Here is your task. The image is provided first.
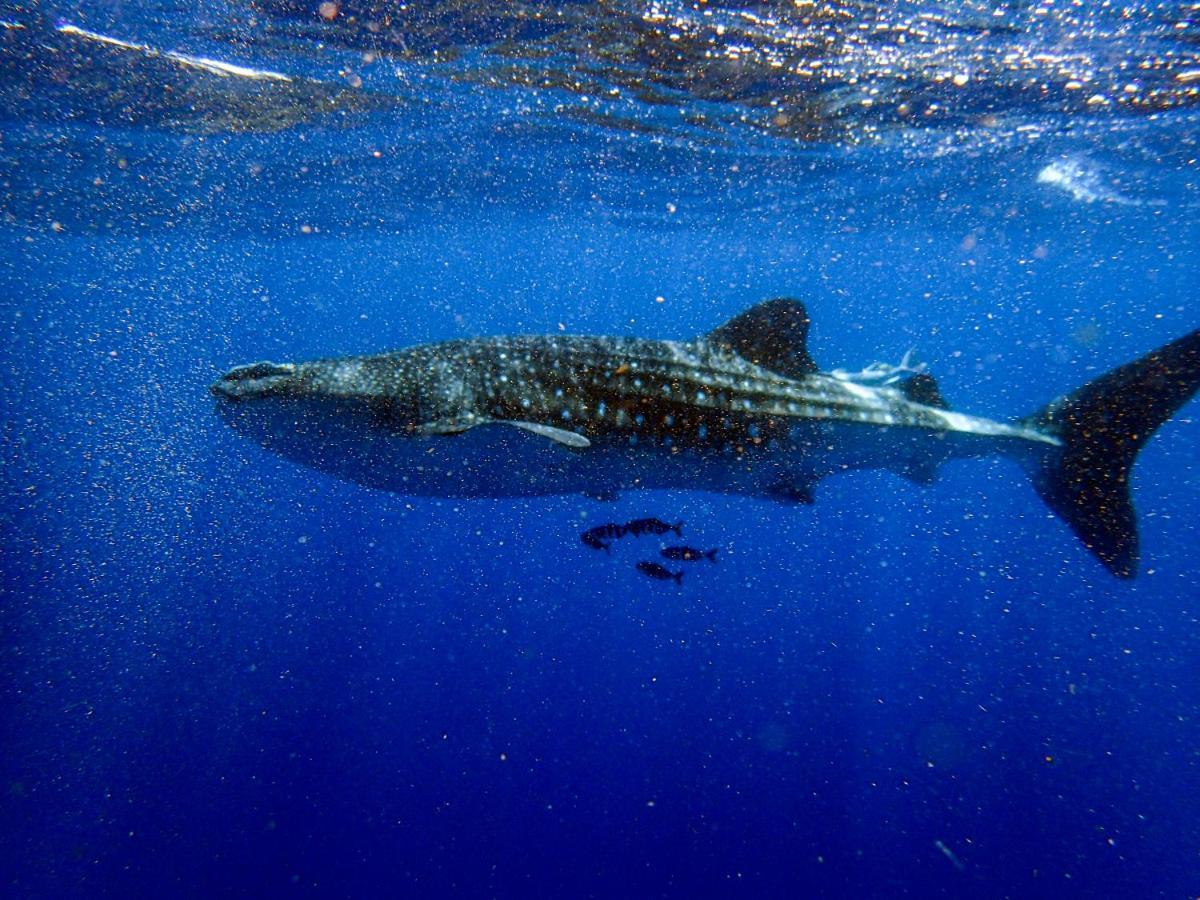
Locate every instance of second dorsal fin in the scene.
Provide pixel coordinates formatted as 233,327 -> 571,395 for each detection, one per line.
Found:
899,372 -> 950,409
704,298 -> 818,379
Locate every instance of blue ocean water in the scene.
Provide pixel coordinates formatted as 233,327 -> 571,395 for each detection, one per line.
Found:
2,2 -> 1199,896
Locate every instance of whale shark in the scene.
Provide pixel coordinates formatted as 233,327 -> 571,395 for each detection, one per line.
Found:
212,299 -> 1200,577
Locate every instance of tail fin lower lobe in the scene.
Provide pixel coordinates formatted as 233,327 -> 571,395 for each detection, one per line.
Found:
1025,327 -> 1200,578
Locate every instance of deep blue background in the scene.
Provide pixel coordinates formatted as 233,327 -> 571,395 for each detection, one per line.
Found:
3,6 -> 1200,898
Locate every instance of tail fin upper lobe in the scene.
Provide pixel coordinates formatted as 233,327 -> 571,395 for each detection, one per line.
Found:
1025,327 -> 1200,578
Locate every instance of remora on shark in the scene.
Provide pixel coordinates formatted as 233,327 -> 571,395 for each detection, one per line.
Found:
212,299 -> 1200,577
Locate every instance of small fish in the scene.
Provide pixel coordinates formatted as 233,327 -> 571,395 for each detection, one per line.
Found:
636,561 -> 683,584
581,522 -> 628,552
661,545 -> 717,563
581,523 -> 627,552
625,517 -> 683,538
581,532 -> 610,552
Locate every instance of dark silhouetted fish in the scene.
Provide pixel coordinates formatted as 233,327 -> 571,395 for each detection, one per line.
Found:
625,517 -> 683,538
212,298 -> 1200,578
661,546 -> 718,563
580,532 -> 608,552
580,522 -> 627,552
636,561 -> 683,584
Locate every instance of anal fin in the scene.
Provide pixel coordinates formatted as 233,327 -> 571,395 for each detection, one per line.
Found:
900,459 -> 940,487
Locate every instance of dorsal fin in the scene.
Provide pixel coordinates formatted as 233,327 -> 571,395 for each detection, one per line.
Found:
899,372 -> 950,409
704,298 -> 818,378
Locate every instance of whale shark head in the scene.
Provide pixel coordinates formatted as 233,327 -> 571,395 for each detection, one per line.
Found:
211,362 -> 312,450
210,361 -> 301,403
210,356 -> 436,484
210,348 -> 600,496
211,356 -> 430,420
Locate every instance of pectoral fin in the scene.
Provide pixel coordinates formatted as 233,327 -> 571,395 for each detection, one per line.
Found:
417,416 -> 590,448
506,421 -> 591,448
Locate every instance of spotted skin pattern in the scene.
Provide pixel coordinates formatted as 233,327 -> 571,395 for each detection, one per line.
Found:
213,328 -> 1056,509
291,334 -> 1055,450
212,299 -> 1200,576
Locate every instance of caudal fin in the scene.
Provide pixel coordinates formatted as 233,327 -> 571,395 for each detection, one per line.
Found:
1024,327 -> 1200,578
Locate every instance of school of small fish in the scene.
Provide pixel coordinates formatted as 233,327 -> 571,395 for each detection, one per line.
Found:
581,517 -> 719,585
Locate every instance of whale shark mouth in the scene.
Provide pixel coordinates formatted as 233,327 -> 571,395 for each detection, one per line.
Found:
210,361 -> 298,401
